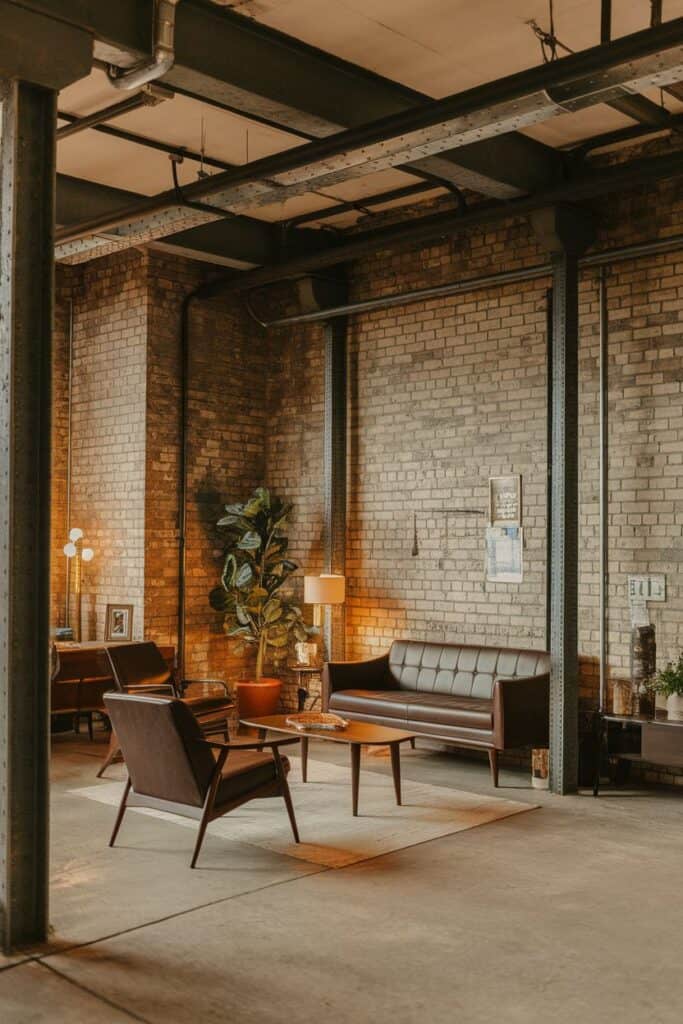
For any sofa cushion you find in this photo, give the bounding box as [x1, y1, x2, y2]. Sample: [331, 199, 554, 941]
[408, 694, 493, 730]
[388, 640, 549, 700]
[329, 689, 422, 721]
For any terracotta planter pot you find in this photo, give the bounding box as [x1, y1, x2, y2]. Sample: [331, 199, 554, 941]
[235, 677, 282, 719]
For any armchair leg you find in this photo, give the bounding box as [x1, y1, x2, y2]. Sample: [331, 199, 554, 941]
[190, 807, 212, 869]
[97, 730, 122, 778]
[488, 749, 499, 787]
[272, 746, 300, 843]
[109, 777, 131, 847]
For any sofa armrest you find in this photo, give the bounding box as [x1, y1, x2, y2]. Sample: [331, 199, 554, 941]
[493, 673, 549, 750]
[322, 653, 391, 711]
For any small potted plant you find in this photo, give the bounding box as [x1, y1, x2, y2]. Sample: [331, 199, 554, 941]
[209, 487, 312, 717]
[652, 653, 683, 722]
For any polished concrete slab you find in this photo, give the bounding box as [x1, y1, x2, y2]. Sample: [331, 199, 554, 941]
[1, 731, 682, 1023]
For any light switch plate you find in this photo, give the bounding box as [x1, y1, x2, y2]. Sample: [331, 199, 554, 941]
[628, 574, 666, 603]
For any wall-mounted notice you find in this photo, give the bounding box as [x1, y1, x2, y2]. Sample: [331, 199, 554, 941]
[489, 475, 522, 527]
[486, 526, 523, 583]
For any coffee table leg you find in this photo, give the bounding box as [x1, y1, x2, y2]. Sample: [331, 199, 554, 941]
[350, 743, 361, 816]
[257, 727, 267, 751]
[301, 736, 309, 782]
[390, 742, 402, 806]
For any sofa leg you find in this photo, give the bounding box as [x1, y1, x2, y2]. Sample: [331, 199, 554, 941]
[488, 749, 499, 787]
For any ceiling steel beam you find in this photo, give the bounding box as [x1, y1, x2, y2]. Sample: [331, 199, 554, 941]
[198, 150, 683, 295]
[55, 173, 322, 268]
[19, 0, 562, 199]
[53, 20, 683, 263]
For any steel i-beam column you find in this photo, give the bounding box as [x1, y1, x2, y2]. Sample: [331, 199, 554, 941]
[0, 6, 90, 953]
[0, 79, 57, 950]
[531, 206, 595, 795]
[323, 317, 348, 662]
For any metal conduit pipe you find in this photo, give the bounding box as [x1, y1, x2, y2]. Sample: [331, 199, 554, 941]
[245, 233, 683, 327]
[598, 267, 609, 715]
[107, 0, 181, 91]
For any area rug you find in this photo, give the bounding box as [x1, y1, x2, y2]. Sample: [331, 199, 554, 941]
[70, 757, 538, 869]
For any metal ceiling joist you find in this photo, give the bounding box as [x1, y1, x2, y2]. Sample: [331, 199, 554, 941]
[55, 174, 323, 269]
[199, 150, 683, 295]
[18, 0, 562, 199]
[54, 20, 683, 263]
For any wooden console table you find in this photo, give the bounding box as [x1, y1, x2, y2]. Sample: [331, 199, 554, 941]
[593, 710, 683, 795]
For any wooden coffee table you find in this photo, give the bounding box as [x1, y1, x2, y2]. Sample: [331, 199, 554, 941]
[240, 715, 415, 816]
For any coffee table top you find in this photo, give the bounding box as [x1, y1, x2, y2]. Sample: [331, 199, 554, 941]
[240, 714, 414, 745]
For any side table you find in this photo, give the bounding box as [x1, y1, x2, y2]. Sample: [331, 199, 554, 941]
[287, 664, 323, 712]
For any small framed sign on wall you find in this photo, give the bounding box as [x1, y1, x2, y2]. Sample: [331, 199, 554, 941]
[105, 603, 134, 642]
[488, 475, 522, 527]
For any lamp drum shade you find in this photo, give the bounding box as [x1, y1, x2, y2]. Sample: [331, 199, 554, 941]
[304, 574, 345, 605]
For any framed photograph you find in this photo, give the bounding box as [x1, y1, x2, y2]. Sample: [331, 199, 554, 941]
[105, 603, 134, 642]
[488, 475, 522, 527]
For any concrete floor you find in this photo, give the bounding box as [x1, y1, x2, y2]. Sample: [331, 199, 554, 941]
[1, 728, 682, 1023]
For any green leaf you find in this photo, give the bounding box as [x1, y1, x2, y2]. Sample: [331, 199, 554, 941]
[235, 604, 250, 626]
[237, 530, 262, 551]
[263, 599, 283, 624]
[235, 562, 254, 588]
[221, 553, 237, 590]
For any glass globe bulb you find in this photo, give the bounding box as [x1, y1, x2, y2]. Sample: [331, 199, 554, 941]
[69, 527, 83, 542]
[81, 547, 94, 562]
[63, 542, 77, 558]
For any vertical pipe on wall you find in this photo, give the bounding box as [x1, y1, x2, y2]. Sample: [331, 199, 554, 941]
[545, 287, 553, 647]
[548, 251, 581, 794]
[323, 317, 348, 661]
[0, 78, 56, 951]
[598, 268, 609, 713]
[64, 298, 74, 627]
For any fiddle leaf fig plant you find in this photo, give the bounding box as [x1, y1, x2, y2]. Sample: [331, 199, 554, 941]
[209, 487, 312, 680]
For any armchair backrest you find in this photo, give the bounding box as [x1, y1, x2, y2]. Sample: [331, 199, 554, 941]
[103, 693, 215, 807]
[106, 641, 173, 694]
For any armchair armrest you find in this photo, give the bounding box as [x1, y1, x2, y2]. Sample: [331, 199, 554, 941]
[493, 672, 550, 750]
[178, 678, 231, 698]
[322, 653, 391, 710]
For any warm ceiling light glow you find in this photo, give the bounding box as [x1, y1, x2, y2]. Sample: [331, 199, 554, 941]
[69, 527, 84, 542]
[63, 542, 77, 558]
[81, 547, 94, 562]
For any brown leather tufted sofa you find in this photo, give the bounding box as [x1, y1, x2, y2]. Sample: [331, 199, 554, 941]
[323, 640, 550, 786]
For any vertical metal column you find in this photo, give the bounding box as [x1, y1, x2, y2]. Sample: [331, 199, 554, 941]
[0, 79, 56, 950]
[323, 317, 348, 661]
[598, 269, 609, 714]
[548, 251, 581, 794]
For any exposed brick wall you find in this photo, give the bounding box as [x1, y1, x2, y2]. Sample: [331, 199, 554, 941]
[53, 249, 270, 687]
[144, 252, 269, 682]
[50, 170, 682, 762]
[53, 250, 149, 641]
[266, 176, 683, 718]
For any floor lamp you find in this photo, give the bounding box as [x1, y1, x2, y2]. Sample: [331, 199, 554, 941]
[63, 528, 94, 642]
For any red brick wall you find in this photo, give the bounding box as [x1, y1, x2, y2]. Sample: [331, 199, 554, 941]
[144, 251, 269, 682]
[53, 250, 149, 641]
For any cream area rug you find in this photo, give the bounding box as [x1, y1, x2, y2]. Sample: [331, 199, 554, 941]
[71, 757, 537, 869]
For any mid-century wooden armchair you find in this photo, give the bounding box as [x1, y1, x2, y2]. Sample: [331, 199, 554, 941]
[103, 692, 300, 867]
[97, 641, 234, 778]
